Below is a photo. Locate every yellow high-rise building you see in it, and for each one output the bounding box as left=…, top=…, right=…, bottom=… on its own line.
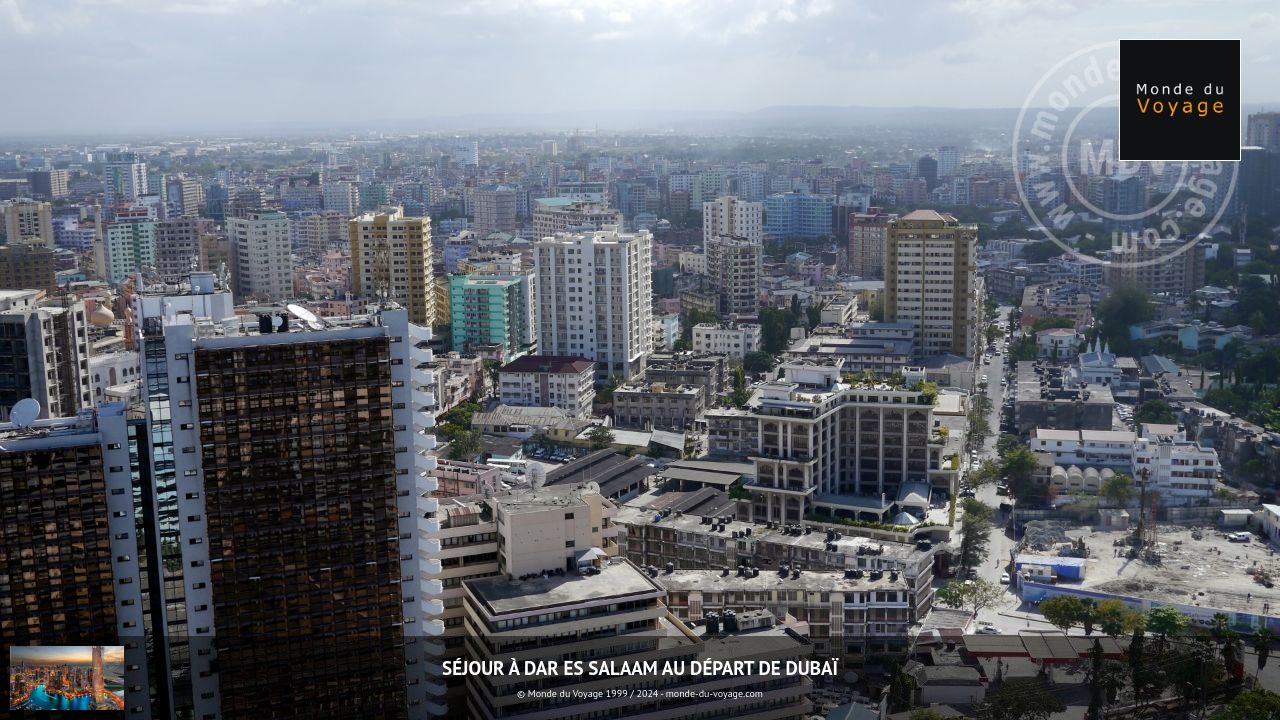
left=350, top=207, right=435, bottom=326
left=885, top=209, right=981, bottom=359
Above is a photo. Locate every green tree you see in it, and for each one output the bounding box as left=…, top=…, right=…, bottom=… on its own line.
left=1100, top=473, right=1135, bottom=508
left=996, top=433, right=1024, bottom=457
left=448, top=429, right=482, bottom=460
left=1133, top=399, right=1177, bottom=426
left=1146, top=606, right=1189, bottom=648
left=958, top=498, right=993, bottom=570
left=1030, top=316, right=1075, bottom=332
left=1040, top=595, right=1086, bottom=633
left=936, top=579, right=1005, bottom=616
left=1094, top=599, right=1142, bottom=637
left=1095, top=282, right=1155, bottom=354
left=976, top=678, right=1066, bottom=720
left=868, top=295, right=885, bottom=322
left=1086, top=639, right=1104, bottom=720
left=968, top=458, right=1001, bottom=488
left=728, top=366, right=751, bottom=408
left=1217, top=688, right=1280, bottom=720
left=596, top=375, right=622, bottom=404
left=586, top=425, right=615, bottom=450
left=1254, top=627, right=1274, bottom=678
left=743, top=351, right=774, bottom=374
left=1002, top=445, right=1044, bottom=505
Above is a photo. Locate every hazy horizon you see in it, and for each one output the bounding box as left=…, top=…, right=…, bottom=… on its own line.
left=2, top=0, right=1279, bottom=136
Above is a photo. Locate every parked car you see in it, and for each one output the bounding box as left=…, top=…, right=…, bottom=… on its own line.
left=1000, top=572, right=1011, bottom=584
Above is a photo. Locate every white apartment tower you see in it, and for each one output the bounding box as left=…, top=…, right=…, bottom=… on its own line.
left=535, top=227, right=653, bottom=382
left=227, top=209, right=292, bottom=302
left=702, top=195, right=763, bottom=247
left=323, top=181, right=360, bottom=217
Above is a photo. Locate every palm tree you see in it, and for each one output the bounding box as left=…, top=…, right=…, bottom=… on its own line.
left=1255, top=627, right=1275, bottom=680
left=1222, top=630, right=1244, bottom=683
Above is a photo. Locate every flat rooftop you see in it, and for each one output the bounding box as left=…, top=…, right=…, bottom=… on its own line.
left=659, top=569, right=907, bottom=594
left=613, top=501, right=934, bottom=564
left=1053, top=526, right=1280, bottom=616
left=466, top=560, right=663, bottom=616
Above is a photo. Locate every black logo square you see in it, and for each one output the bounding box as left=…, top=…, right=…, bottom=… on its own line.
left=1119, top=39, right=1240, bottom=161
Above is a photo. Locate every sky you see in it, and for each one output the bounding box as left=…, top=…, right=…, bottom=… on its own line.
left=1, top=0, right=1279, bottom=135
left=11, top=646, right=126, bottom=665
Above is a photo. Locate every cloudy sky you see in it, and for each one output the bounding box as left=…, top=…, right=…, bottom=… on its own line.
left=1, top=0, right=1278, bottom=135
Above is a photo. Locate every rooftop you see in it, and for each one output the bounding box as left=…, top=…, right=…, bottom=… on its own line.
left=465, top=559, right=664, bottom=616
left=657, top=568, right=908, bottom=593
left=499, top=355, right=594, bottom=375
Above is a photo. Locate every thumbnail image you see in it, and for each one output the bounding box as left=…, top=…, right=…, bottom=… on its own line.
left=9, top=646, right=125, bottom=712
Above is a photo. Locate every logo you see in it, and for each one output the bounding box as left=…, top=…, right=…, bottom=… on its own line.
left=1013, top=41, right=1239, bottom=270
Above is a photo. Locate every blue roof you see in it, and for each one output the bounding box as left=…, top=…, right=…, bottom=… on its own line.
left=1016, top=554, right=1087, bottom=567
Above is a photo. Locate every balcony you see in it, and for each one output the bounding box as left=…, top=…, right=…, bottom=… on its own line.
left=420, top=475, right=439, bottom=492
left=420, top=517, right=441, bottom=534
left=416, top=412, right=435, bottom=429
left=412, top=366, right=435, bottom=386
left=424, top=619, right=446, bottom=636
left=418, top=456, right=438, bottom=472
left=411, top=346, right=434, bottom=364
left=424, top=679, right=447, bottom=697
left=424, top=699, right=448, bottom=717
left=422, top=558, right=443, bottom=575
left=420, top=577, right=443, bottom=595
left=422, top=538, right=442, bottom=555
left=412, top=389, right=436, bottom=408
left=415, top=431, right=437, bottom=451
left=408, top=324, right=432, bottom=344
left=418, top=495, right=439, bottom=514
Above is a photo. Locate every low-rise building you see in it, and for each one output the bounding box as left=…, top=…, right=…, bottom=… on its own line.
left=498, top=355, right=595, bottom=418
left=614, top=383, right=706, bottom=431
left=1013, top=361, right=1115, bottom=435
left=691, top=322, right=761, bottom=359
left=645, top=351, right=729, bottom=398
left=1133, top=422, right=1221, bottom=499
left=1035, top=327, right=1081, bottom=360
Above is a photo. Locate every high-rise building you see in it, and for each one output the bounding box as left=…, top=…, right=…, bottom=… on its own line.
left=26, top=168, right=69, bottom=199
left=103, top=220, right=157, bottom=285
left=702, top=195, right=763, bottom=247
left=471, top=184, right=518, bottom=236
left=298, top=209, right=347, bottom=256
left=0, top=243, right=57, bottom=292
left=764, top=192, right=835, bottom=239
left=130, top=279, right=442, bottom=718
left=1, top=198, right=53, bottom=246
left=1247, top=111, right=1280, bottom=150
left=1239, top=146, right=1280, bottom=221
left=535, top=227, right=653, bottom=382
left=0, top=402, right=151, bottom=717
left=531, top=198, right=623, bottom=238
left=453, top=140, right=479, bottom=167
left=1090, top=174, right=1146, bottom=232
left=705, top=235, right=762, bottom=318
left=164, top=174, right=205, bottom=218
left=323, top=180, right=360, bottom=217
left=885, top=209, right=980, bottom=358
left=729, top=359, right=947, bottom=523
left=153, top=216, right=201, bottom=283
left=0, top=295, right=91, bottom=420
left=350, top=207, right=436, bottom=326
left=228, top=209, right=292, bottom=301
left=102, top=152, right=148, bottom=219
left=447, top=273, right=535, bottom=361
left=937, top=146, right=960, bottom=178
left=916, top=155, right=939, bottom=190
left=848, top=208, right=896, bottom=280
left=1103, top=237, right=1205, bottom=298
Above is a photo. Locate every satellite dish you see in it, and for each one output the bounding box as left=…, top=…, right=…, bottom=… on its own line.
left=286, top=303, right=327, bottom=330
left=271, top=314, right=285, bottom=329
left=583, top=481, right=600, bottom=495
left=9, top=398, right=40, bottom=429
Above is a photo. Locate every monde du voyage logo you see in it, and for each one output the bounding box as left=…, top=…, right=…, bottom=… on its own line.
left=1120, top=39, right=1241, bottom=161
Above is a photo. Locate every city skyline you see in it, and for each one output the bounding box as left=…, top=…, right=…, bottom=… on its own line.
left=11, top=646, right=125, bottom=666
left=2, top=1, right=1280, bottom=135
